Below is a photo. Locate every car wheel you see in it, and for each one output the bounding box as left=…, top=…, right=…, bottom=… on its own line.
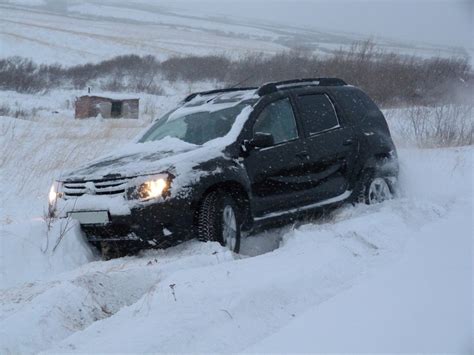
left=356, top=171, right=393, bottom=205
left=197, top=191, right=241, bottom=253
left=100, top=241, right=123, bottom=260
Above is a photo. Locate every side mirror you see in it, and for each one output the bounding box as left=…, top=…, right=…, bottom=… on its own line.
left=251, top=132, right=274, bottom=148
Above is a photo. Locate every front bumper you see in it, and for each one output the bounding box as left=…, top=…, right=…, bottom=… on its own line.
left=60, top=196, right=194, bottom=248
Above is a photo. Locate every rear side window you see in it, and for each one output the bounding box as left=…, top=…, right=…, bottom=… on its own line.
left=332, top=88, right=389, bottom=132
left=296, top=94, right=339, bottom=135
left=331, top=89, right=367, bottom=122
left=356, top=90, right=382, bottom=114
left=254, top=98, right=298, bottom=145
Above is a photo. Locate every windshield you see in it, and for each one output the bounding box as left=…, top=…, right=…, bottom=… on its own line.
left=139, top=100, right=253, bottom=145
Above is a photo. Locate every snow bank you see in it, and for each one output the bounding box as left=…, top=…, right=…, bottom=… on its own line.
left=399, top=147, right=473, bottom=205
left=0, top=219, right=96, bottom=290
left=249, top=199, right=472, bottom=353
left=248, top=148, right=473, bottom=353
left=1, top=241, right=232, bottom=354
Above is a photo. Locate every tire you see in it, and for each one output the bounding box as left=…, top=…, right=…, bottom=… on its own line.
left=100, top=241, right=125, bottom=260
left=355, top=170, right=393, bottom=205
left=197, top=190, right=241, bottom=253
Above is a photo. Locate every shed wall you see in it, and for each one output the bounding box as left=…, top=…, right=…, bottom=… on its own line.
left=75, top=96, right=139, bottom=119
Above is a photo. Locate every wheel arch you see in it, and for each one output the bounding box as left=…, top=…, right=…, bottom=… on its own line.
left=192, top=180, right=253, bottom=231
left=355, top=147, right=398, bottom=179
left=352, top=149, right=399, bottom=199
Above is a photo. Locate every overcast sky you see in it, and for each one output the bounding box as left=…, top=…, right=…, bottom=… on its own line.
left=162, top=0, right=473, bottom=48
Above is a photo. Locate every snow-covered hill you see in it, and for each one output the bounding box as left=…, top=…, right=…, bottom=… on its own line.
left=1, top=0, right=470, bottom=65
left=0, top=89, right=472, bottom=352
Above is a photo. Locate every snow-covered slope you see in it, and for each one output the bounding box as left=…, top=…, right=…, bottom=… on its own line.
left=0, top=92, right=472, bottom=352
left=0, top=1, right=285, bottom=64
left=1, top=1, right=469, bottom=65
left=250, top=198, right=472, bottom=353
left=250, top=148, right=473, bottom=353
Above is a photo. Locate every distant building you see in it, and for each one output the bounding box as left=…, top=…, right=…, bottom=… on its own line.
left=75, top=95, right=139, bottom=119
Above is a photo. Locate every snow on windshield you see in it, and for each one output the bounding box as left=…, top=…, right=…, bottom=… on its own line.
left=140, top=90, right=258, bottom=145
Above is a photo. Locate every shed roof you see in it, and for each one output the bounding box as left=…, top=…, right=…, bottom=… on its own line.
left=78, top=93, right=139, bottom=101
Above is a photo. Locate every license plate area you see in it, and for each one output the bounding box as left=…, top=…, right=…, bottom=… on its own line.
left=68, top=211, right=110, bottom=225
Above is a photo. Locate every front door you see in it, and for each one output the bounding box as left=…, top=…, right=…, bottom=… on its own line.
left=244, top=97, right=312, bottom=218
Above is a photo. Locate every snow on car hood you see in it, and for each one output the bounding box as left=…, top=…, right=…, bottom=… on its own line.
left=61, top=106, right=253, bottom=193
left=62, top=137, right=198, bottom=180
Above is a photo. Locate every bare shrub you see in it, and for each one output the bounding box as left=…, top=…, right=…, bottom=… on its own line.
left=159, top=41, right=472, bottom=106
left=0, top=103, right=29, bottom=118
left=100, top=76, right=163, bottom=95
left=0, top=57, right=48, bottom=93
left=100, top=76, right=128, bottom=92
left=0, top=104, right=10, bottom=116
left=161, top=55, right=230, bottom=82
left=12, top=108, right=28, bottom=119
left=135, top=82, right=163, bottom=95
left=432, top=105, right=473, bottom=146
left=0, top=43, right=471, bottom=105
left=97, top=55, right=163, bottom=94
left=141, top=98, right=159, bottom=122
left=405, top=104, right=473, bottom=147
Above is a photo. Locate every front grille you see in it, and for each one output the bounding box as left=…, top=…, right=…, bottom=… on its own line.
left=63, top=178, right=129, bottom=198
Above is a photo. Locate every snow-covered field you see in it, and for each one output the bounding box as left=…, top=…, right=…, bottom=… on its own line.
left=1, top=0, right=470, bottom=65
left=0, top=88, right=472, bottom=353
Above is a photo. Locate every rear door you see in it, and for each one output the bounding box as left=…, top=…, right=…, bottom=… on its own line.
left=292, top=91, right=358, bottom=202
left=243, top=96, right=313, bottom=218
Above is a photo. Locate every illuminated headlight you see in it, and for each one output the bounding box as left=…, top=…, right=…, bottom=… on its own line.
left=48, top=181, right=63, bottom=213
left=126, top=175, right=171, bottom=201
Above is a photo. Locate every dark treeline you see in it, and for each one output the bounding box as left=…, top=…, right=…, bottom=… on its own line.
left=0, top=41, right=472, bottom=107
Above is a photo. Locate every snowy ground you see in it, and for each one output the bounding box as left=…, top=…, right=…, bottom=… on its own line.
left=0, top=91, right=472, bottom=353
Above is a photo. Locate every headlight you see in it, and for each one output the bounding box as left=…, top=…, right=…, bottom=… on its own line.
left=141, top=178, right=167, bottom=199
left=126, top=175, right=171, bottom=201
left=48, top=184, right=57, bottom=205
left=48, top=181, right=63, bottom=217
left=48, top=181, right=63, bottom=205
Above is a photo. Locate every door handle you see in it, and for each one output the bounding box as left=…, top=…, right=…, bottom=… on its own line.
left=342, top=138, right=354, bottom=146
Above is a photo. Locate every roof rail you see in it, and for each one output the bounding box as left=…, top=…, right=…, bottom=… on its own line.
left=183, top=87, right=257, bottom=102
left=257, top=78, right=347, bottom=96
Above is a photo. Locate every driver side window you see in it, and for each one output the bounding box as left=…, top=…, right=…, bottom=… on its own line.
left=253, top=98, right=298, bottom=145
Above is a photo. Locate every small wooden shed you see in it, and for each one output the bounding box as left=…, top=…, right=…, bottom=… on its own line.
left=75, top=95, right=139, bottom=119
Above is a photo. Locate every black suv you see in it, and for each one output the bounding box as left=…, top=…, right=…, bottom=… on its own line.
left=49, top=78, right=398, bottom=258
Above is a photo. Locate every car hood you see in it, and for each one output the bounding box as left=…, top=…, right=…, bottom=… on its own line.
left=62, top=137, right=200, bottom=181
